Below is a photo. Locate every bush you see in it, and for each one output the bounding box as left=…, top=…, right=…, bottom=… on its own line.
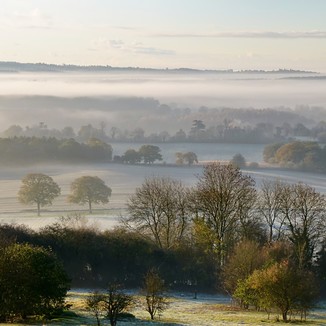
left=0, top=243, right=70, bottom=322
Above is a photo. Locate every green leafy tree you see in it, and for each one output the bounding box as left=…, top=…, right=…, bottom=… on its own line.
left=68, top=176, right=112, bottom=213
left=18, top=173, right=61, bottom=216
left=138, top=145, right=162, bottom=164
left=86, top=138, right=113, bottom=161
left=122, top=149, right=141, bottom=164
left=142, top=269, right=168, bottom=320
left=0, top=243, right=70, bottom=322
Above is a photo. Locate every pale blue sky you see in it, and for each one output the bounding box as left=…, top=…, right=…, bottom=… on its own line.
left=1, top=0, right=326, bottom=71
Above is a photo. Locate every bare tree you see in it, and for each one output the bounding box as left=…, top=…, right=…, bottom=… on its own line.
left=194, top=163, right=257, bottom=267
left=85, top=291, right=106, bottom=326
left=279, top=183, right=326, bottom=269
left=124, top=177, right=191, bottom=249
left=258, top=180, right=286, bottom=243
left=104, top=284, right=133, bottom=326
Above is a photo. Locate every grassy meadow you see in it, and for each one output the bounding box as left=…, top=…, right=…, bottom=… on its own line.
left=1, top=290, right=325, bottom=326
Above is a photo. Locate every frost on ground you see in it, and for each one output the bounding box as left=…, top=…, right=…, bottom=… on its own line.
left=67, top=290, right=326, bottom=326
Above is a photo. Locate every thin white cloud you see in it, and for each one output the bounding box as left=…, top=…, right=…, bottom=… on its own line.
left=89, top=38, right=175, bottom=56
left=155, top=30, right=326, bottom=39
left=7, top=8, right=53, bottom=29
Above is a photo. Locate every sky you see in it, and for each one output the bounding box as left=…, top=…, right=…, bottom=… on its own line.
left=1, top=0, right=326, bottom=71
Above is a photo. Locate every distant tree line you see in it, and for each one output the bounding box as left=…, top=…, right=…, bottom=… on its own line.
left=264, top=141, right=326, bottom=172
left=2, top=117, right=326, bottom=145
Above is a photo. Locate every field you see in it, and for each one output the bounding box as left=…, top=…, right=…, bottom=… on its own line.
left=1, top=161, right=326, bottom=230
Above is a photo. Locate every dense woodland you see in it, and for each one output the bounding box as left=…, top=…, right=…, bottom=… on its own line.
left=1, top=163, right=326, bottom=322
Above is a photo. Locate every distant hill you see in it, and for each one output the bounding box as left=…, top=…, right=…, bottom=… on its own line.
left=0, top=61, right=316, bottom=74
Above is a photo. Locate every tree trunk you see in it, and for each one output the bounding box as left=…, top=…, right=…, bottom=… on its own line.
left=89, top=200, right=92, bottom=213
left=37, top=202, right=40, bottom=216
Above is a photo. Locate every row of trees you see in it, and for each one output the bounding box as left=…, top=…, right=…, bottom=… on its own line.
left=122, top=163, right=326, bottom=321
left=125, top=164, right=325, bottom=268
left=3, top=116, right=326, bottom=144
left=18, top=174, right=111, bottom=215
left=264, top=141, right=326, bottom=172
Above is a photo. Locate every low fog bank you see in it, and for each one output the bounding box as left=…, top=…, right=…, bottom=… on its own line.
left=0, top=71, right=326, bottom=107
left=0, top=71, right=325, bottom=134
left=0, top=95, right=324, bottom=135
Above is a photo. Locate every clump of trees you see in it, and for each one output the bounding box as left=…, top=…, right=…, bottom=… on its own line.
left=123, top=163, right=326, bottom=321
left=264, top=141, right=326, bottom=172
left=116, top=145, right=163, bottom=164
left=175, top=151, right=198, bottom=165
left=0, top=136, right=112, bottom=165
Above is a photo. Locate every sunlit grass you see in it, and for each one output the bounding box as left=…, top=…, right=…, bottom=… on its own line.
left=0, top=291, right=325, bottom=325
left=69, top=292, right=326, bottom=326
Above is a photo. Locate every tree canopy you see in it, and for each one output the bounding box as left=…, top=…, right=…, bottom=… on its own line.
left=138, top=145, right=162, bottom=164
left=0, top=243, right=70, bottom=322
left=68, top=176, right=112, bottom=213
left=18, top=173, right=61, bottom=216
